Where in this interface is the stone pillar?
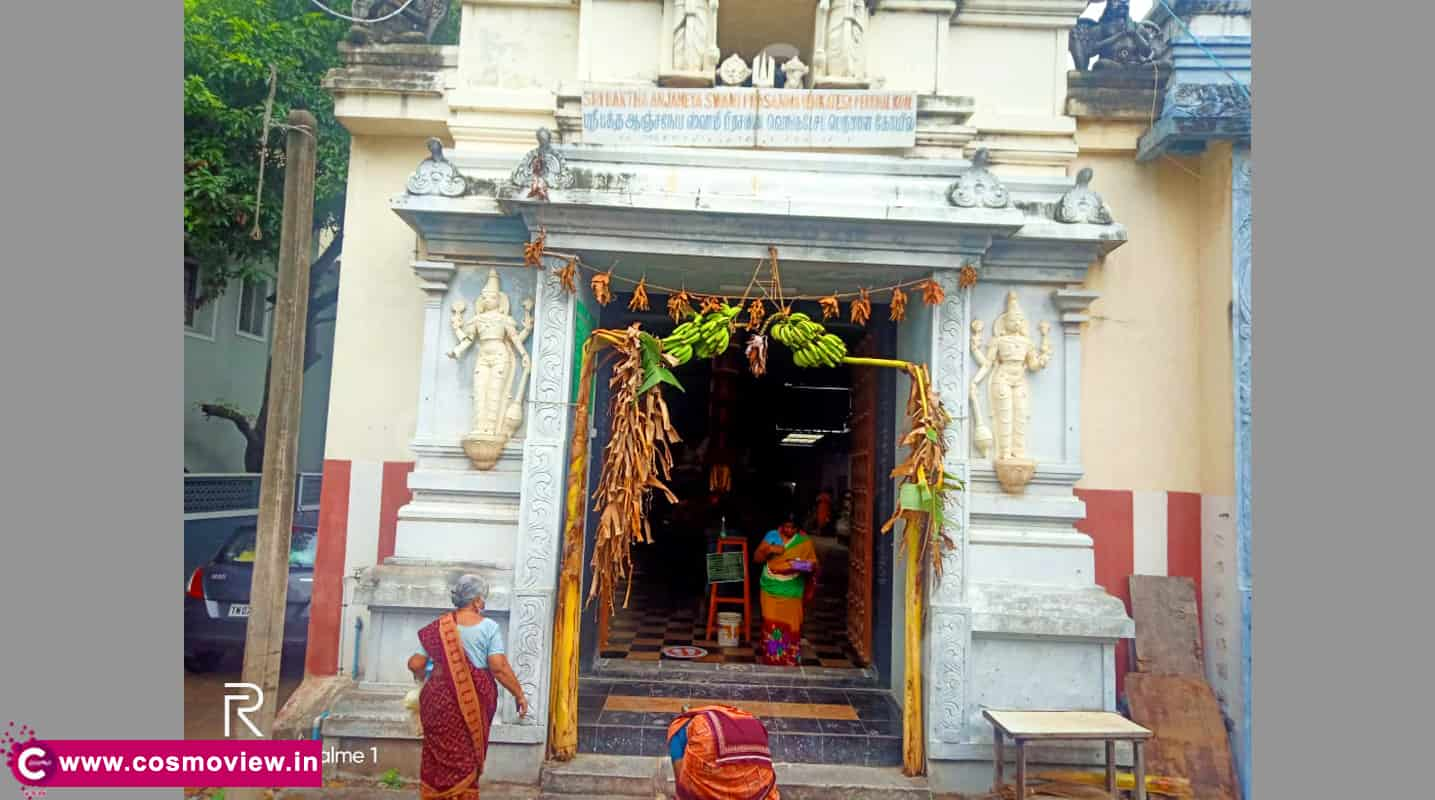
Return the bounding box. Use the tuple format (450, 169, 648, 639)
(505, 258, 578, 731)
(926, 267, 972, 748)
(1230, 143, 1252, 800)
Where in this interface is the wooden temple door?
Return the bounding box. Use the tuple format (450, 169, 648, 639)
(846, 335, 877, 666)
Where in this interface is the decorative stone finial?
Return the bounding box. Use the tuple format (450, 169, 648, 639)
(947, 148, 1011, 209)
(752, 53, 777, 89)
(781, 55, 809, 89)
(718, 53, 752, 86)
(510, 127, 573, 201)
(1056, 167, 1114, 225)
(346, 0, 450, 46)
(1069, 0, 1168, 72)
(406, 137, 468, 197)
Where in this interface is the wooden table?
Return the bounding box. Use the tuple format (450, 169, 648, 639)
(983, 709, 1153, 800)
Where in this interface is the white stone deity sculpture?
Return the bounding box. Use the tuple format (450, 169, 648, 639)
(813, 0, 869, 88)
(970, 292, 1053, 494)
(671, 0, 721, 79)
(446, 270, 534, 470)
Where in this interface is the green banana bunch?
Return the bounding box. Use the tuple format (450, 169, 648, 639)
(769, 312, 847, 368)
(664, 304, 741, 361)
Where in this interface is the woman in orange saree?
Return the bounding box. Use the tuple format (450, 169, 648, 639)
(666, 704, 780, 800)
(406, 574, 530, 799)
(754, 513, 819, 667)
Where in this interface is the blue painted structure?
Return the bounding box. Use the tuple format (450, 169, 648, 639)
(1137, 0, 1251, 163)
(1231, 144, 1252, 800)
(1138, 3, 1252, 796)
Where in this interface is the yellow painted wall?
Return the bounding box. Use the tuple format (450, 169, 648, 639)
(1073, 125, 1235, 494)
(323, 136, 429, 463)
(1197, 142, 1235, 496)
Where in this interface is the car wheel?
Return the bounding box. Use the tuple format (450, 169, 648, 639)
(184, 651, 222, 673)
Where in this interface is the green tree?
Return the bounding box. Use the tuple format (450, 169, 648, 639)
(184, 0, 352, 306)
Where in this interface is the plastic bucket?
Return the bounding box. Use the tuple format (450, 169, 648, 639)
(717, 612, 742, 648)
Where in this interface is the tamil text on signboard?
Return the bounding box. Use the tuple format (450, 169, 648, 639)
(581, 87, 917, 149)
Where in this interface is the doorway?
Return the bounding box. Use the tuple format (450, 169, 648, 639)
(572, 295, 904, 765)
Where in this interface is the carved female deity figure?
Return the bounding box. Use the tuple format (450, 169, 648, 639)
(672, 0, 720, 76)
(971, 292, 1052, 493)
(447, 270, 534, 470)
(814, 0, 869, 86)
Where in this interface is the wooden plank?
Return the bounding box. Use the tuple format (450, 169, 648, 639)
(1124, 674, 1237, 800)
(1129, 575, 1204, 676)
(983, 710, 1151, 740)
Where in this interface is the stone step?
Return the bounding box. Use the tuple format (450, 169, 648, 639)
(540, 754, 660, 797)
(539, 756, 930, 799)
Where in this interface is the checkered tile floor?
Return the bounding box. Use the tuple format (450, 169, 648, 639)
(598, 572, 861, 669)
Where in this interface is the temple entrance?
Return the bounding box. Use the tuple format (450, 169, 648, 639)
(574, 294, 903, 765)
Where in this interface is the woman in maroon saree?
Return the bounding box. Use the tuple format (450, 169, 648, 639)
(407, 574, 529, 800)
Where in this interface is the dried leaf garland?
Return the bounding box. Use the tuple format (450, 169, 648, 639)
(523, 230, 547, 268)
(881, 364, 957, 581)
(958, 264, 979, 290)
(592, 270, 614, 306)
(700, 295, 726, 316)
(922, 278, 947, 305)
(556, 257, 578, 295)
(746, 333, 768, 377)
(890, 286, 908, 322)
(746, 299, 767, 331)
(587, 325, 682, 613)
(819, 295, 840, 321)
(667, 289, 694, 323)
(850, 288, 872, 327)
(629, 278, 650, 312)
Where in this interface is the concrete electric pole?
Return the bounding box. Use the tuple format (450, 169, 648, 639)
(238, 108, 317, 743)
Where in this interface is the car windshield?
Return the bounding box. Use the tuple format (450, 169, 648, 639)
(216, 526, 318, 569)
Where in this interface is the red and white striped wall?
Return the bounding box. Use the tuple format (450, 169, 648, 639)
(301, 471, 1214, 698)
(305, 458, 414, 677)
(1075, 489, 1205, 697)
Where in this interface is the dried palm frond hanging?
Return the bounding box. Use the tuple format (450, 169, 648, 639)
(819, 295, 840, 320)
(890, 286, 908, 322)
(882, 363, 957, 581)
(523, 229, 547, 268)
(850, 288, 872, 327)
(667, 289, 694, 323)
(958, 264, 979, 290)
(746, 299, 767, 331)
(629, 278, 650, 312)
(700, 295, 726, 315)
(592, 270, 614, 306)
(556, 257, 578, 295)
(923, 277, 947, 305)
(587, 326, 682, 612)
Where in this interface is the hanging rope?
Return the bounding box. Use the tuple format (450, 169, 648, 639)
(249, 64, 278, 241)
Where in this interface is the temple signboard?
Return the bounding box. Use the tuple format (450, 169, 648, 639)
(581, 87, 917, 149)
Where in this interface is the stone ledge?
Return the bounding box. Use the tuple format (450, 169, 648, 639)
(1065, 65, 1171, 122)
(968, 583, 1133, 639)
(324, 685, 546, 744)
(355, 562, 516, 611)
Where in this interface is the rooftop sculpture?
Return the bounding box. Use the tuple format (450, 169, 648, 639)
(346, 0, 450, 45)
(1069, 0, 1168, 72)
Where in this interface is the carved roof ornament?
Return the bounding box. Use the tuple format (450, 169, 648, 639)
(406, 138, 468, 197)
(1069, 0, 1169, 72)
(510, 128, 574, 202)
(947, 149, 1011, 209)
(718, 54, 752, 87)
(346, 0, 450, 46)
(1056, 167, 1114, 225)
